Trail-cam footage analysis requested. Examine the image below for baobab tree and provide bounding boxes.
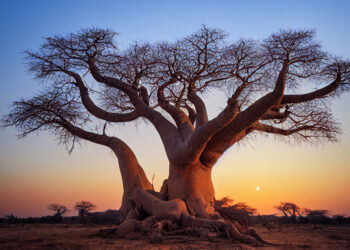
[2,26,349,244]
[47,203,68,222]
[74,201,96,217]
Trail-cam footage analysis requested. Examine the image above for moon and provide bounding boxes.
[256,186,260,191]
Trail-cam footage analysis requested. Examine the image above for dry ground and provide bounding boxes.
[0,223,349,249]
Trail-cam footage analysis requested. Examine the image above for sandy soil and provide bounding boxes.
[0,223,349,249]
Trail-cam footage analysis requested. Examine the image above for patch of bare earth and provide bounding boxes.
[0,223,349,249]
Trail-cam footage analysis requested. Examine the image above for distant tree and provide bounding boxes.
[47,203,68,222]
[215,197,257,227]
[333,214,346,224]
[74,201,96,217]
[304,209,328,218]
[4,214,18,224]
[274,202,302,222]
[303,208,331,224]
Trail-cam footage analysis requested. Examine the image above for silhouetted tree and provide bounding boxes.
[304,209,329,223]
[47,203,68,222]
[274,202,303,222]
[215,197,256,227]
[74,201,96,217]
[4,214,18,224]
[333,214,346,224]
[2,26,349,244]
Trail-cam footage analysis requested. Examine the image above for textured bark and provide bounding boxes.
[167,162,217,219]
[113,186,264,245]
[188,90,208,127]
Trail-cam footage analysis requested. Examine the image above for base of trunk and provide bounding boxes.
[109,163,268,246]
[167,163,219,219]
[104,188,268,246]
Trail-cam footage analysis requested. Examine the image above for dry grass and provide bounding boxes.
[0,223,349,249]
[257,224,350,249]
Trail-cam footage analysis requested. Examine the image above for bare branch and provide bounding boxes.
[157,78,194,137]
[253,107,340,142]
[184,103,196,125]
[187,88,208,126]
[282,59,350,104]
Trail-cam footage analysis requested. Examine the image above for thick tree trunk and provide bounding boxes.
[101,141,265,245]
[94,150,266,245]
[108,140,153,222]
[167,162,218,219]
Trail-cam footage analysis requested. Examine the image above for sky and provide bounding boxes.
[0,0,350,217]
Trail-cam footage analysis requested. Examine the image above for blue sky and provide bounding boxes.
[1,0,350,113]
[1,0,350,217]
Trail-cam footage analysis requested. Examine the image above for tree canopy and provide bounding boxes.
[47,203,68,217]
[74,201,96,217]
[3,27,349,162]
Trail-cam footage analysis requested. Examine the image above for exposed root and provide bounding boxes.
[180,214,264,246]
[186,196,220,219]
[109,216,266,246]
[105,188,268,246]
[152,220,174,232]
[116,219,145,237]
[131,188,189,222]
